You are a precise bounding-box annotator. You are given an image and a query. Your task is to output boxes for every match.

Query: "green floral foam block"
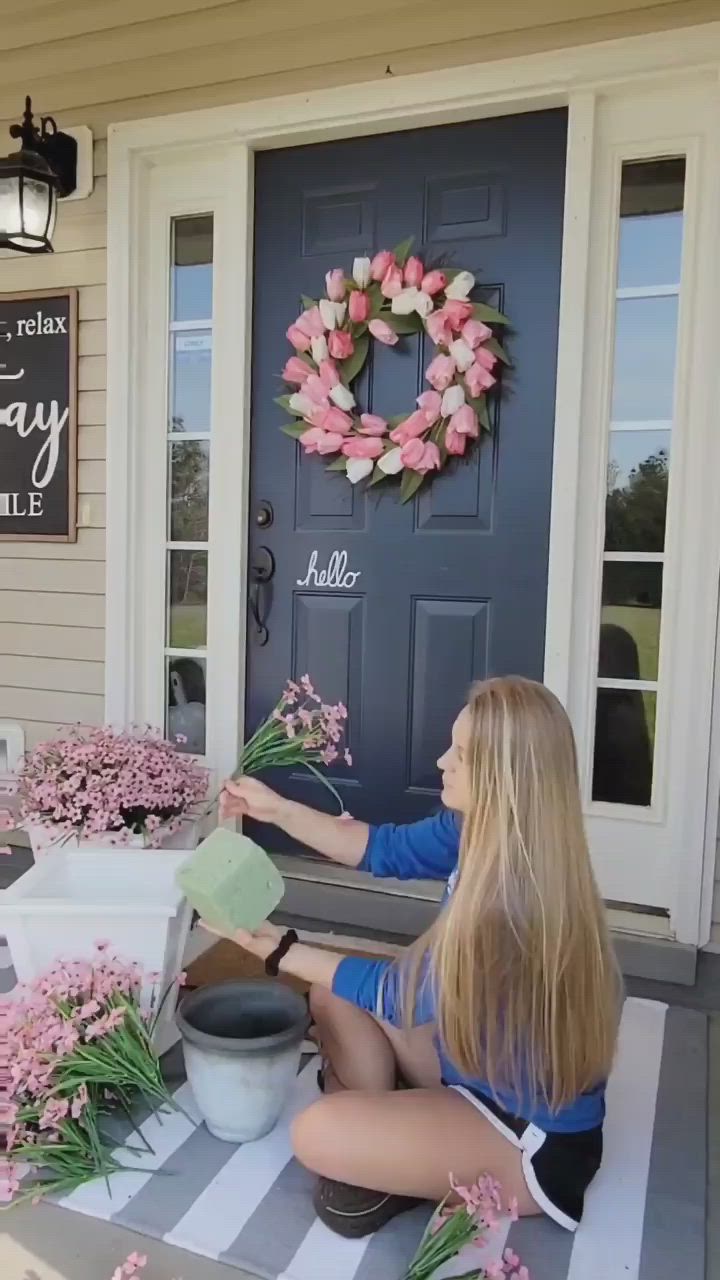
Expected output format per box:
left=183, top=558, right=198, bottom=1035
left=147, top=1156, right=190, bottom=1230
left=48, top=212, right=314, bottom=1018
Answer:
left=176, top=828, right=285, bottom=935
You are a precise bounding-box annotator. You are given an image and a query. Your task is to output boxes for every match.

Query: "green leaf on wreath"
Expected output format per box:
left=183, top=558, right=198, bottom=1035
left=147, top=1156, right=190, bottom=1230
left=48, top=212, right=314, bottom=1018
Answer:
left=274, top=394, right=297, bottom=413
left=369, top=284, right=385, bottom=319
left=392, top=236, right=415, bottom=266
left=384, top=312, right=423, bottom=336
left=367, top=466, right=389, bottom=488
left=301, top=295, right=317, bottom=311
left=341, top=330, right=370, bottom=386
left=281, top=422, right=309, bottom=440
left=400, top=468, right=426, bottom=504
left=326, top=456, right=348, bottom=472
left=387, top=414, right=407, bottom=427
left=485, top=336, right=511, bottom=366
left=472, top=302, right=510, bottom=325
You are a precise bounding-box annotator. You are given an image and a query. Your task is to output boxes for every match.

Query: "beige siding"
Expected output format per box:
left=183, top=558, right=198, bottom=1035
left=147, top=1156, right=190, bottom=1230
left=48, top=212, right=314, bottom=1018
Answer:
left=1, top=0, right=720, bottom=935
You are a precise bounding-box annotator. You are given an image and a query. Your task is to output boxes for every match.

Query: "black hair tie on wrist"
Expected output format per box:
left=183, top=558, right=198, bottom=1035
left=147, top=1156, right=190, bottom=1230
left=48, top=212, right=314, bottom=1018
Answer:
left=265, top=928, right=298, bottom=977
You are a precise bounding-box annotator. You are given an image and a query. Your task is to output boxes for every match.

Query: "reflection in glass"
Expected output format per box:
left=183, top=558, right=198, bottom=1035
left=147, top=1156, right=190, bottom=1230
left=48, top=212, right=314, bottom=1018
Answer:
left=605, top=430, right=669, bottom=553
left=166, top=655, right=206, bottom=755
left=611, top=295, right=679, bottom=423
left=167, top=549, right=208, bottom=648
left=169, top=441, right=209, bottom=541
left=169, top=330, right=212, bottom=433
left=593, top=687, right=655, bottom=807
left=172, top=216, right=213, bottom=322
left=600, top=562, right=663, bottom=681
left=618, top=158, right=685, bottom=290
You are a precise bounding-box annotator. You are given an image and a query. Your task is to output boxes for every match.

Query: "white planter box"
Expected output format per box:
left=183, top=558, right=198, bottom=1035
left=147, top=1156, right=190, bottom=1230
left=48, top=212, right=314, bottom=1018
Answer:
left=0, top=849, right=193, bottom=1048
left=26, top=818, right=201, bottom=860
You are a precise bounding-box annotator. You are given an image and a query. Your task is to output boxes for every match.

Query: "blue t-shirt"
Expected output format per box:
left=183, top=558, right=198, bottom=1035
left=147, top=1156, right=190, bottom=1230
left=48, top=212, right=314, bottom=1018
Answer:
left=332, top=810, right=605, bottom=1133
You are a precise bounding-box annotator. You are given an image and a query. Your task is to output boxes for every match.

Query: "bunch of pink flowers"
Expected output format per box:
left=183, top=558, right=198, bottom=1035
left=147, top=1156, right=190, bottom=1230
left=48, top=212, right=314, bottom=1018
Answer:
left=13, top=725, right=208, bottom=848
left=236, top=675, right=351, bottom=812
left=403, top=1174, right=528, bottom=1280
left=280, top=238, right=510, bottom=501
left=1, top=947, right=185, bottom=1206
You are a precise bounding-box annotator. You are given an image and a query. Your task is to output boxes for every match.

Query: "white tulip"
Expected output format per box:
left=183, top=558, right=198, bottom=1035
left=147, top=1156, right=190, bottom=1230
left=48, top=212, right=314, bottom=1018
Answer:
left=392, top=288, right=420, bottom=315
left=330, top=383, right=356, bottom=411
left=441, top=384, right=465, bottom=416
left=449, top=339, right=475, bottom=372
left=346, top=457, right=374, bottom=484
left=378, top=447, right=404, bottom=475
left=445, top=271, right=475, bottom=300
left=413, top=291, right=434, bottom=318
left=288, top=392, right=313, bottom=417
left=353, top=257, right=371, bottom=289
left=311, top=335, right=329, bottom=364
left=333, top=301, right=347, bottom=326
left=319, top=299, right=338, bottom=330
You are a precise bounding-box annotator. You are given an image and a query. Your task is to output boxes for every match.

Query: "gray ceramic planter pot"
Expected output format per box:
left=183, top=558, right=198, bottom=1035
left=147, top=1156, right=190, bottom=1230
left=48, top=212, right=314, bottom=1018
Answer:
left=176, top=979, right=310, bottom=1142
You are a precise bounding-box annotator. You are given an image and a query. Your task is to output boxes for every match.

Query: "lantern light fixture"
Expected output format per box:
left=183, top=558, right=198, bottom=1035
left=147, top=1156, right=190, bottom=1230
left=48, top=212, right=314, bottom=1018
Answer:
left=0, top=96, right=78, bottom=254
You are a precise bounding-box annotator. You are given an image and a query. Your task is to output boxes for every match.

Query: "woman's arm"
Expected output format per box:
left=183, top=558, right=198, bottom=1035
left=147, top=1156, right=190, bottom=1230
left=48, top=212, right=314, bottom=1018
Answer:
left=220, top=777, right=369, bottom=867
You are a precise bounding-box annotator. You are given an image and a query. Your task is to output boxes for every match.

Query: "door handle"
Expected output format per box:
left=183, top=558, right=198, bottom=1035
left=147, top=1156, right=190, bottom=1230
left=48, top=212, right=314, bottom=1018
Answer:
left=249, top=547, right=275, bottom=646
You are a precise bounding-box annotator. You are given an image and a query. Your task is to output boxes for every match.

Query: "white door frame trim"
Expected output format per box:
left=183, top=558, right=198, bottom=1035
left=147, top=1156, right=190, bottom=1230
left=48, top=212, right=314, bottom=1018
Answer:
left=105, top=21, right=720, bottom=946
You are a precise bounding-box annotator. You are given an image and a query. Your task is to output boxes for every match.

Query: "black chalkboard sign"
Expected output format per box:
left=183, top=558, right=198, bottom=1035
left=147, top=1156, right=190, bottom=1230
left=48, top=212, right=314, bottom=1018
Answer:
left=0, top=288, right=78, bottom=542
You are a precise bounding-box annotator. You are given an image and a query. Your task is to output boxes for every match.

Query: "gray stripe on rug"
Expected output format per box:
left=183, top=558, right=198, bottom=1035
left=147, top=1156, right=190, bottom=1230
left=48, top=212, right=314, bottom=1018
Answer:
left=219, top=1156, right=318, bottom=1278
left=353, top=1204, right=429, bottom=1280
left=639, top=1006, right=707, bottom=1280
left=504, top=1212, right=573, bottom=1280
left=111, top=1122, right=238, bottom=1236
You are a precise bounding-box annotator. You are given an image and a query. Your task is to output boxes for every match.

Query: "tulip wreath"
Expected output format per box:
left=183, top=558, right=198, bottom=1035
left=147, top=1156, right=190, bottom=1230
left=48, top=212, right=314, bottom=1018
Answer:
left=279, top=237, right=510, bottom=502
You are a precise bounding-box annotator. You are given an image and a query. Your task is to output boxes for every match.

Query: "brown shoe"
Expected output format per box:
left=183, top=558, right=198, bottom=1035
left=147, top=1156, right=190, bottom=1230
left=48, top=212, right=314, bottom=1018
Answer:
left=313, top=1176, right=424, bottom=1238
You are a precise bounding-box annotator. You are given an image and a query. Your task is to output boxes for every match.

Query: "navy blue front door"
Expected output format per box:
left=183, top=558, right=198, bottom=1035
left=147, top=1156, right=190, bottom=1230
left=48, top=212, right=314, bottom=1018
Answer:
left=247, top=110, right=567, bottom=838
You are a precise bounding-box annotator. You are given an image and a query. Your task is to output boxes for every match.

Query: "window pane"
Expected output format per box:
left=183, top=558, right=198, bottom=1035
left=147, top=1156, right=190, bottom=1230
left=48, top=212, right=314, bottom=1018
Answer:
left=169, top=440, right=209, bottom=541
left=618, top=158, right=685, bottom=289
left=172, top=216, right=213, bottom=322
left=600, top=562, right=663, bottom=681
left=167, top=549, right=207, bottom=647
left=593, top=689, right=655, bottom=807
left=611, top=295, right=679, bottom=422
left=605, top=430, right=670, bottom=553
left=169, top=330, right=212, bottom=433
left=167, top=656, right=206, bottom=755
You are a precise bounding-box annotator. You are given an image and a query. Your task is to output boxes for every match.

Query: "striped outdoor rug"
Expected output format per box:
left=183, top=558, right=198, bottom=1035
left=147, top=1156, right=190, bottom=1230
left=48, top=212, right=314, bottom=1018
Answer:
left=1, top=938, right=707, bottom=1280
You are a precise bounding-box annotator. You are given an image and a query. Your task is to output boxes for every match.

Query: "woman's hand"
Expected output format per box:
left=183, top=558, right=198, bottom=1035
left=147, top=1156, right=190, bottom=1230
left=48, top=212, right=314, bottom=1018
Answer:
left=200, top=917, right=282, bottom=961
left=219, top=777, right=289, bottom=826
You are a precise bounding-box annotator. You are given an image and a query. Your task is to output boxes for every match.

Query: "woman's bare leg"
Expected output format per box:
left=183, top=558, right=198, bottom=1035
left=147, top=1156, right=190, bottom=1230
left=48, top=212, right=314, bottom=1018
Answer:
left=309, top=984, right=441, bottom=1093
left=292, top=1087, right=539, bottom=1215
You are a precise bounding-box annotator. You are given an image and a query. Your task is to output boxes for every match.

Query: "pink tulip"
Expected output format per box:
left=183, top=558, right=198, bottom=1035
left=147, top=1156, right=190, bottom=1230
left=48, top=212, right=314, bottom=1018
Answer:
left=342, top=435, right=384, bottom=459
left=328, top=330, right=354, bottom=360
left=318, top=359, right=339, bottom=389
left=445, top=424, right=467, bottom=455
left=443, top=299, right=474, bottom=330
left=474, top=344, right=498, bottom=371
left=286, top=324, right=311, bottom=352
left=465, top=361, right=497, bottom=396
left=404, top=256, right=425, bottom=288
left=425, top=354, right=456, bottom=392
left=369, top=318, right=398, bottom=346
left=323, top=405, right=354, bottom=435
left=449, top=404, right=479, bottom=438
left=418, top=441, right=441, bottom=473
left=348, top=290, right=370, bottom=324
left=307, top=402, right=332, bottom=428
left=282, top=356, right=311, bottom=385
left=461, top=318, right=492, bottom=349
left=370, top=250, right=395, bottom=281
left=359, top=413, right=388, bottom=435
left=390, top=410, right=430, bottom=446
left=325, top=268, right=346, bottom=302
left=400, top=437, right=426, bottom=469
left=381, top=264, right=404, bottom=298
left=303, top=374, right=331, bottom=406
left=417, top=389, right=442, bottom=426
left=401, top=439, right=441, bottom=473
left=300, top=427, right=345, bottom=455
left=296, top=306, right=326, bottom=338
left=425, top=309, right=454, bottom=347
left=421, top=270, right=447, bottom=296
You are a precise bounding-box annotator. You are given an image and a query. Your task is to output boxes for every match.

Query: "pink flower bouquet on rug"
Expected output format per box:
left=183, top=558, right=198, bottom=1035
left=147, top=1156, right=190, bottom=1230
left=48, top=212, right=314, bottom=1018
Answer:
left=403, top=1174, right=528, bottom=1280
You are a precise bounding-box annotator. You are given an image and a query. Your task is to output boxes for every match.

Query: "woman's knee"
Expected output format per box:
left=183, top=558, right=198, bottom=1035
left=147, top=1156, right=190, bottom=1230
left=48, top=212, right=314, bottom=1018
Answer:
left=291, top=1098, right=335, bottom=1172
left=308, top=982, right=344, bottom=1026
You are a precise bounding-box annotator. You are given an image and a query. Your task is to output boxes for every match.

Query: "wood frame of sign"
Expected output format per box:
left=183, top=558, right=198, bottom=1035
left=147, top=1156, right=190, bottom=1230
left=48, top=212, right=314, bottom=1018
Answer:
left=0, top=286, right=78, bottom=543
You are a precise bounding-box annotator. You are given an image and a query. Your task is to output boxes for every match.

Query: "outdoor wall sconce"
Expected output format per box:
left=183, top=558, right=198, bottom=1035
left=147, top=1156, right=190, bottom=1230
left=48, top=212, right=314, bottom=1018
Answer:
left=0, top=97, right=78, bottom=254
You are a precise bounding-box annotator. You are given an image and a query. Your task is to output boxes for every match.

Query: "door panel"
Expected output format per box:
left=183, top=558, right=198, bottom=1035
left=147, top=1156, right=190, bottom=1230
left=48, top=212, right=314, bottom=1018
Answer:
left=247, top=111, right=567, bottom=848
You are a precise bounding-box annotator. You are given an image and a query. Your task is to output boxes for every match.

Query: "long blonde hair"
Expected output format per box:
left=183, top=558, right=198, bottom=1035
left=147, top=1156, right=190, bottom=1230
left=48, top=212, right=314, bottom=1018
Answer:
left=400, top=677, right=620, bottom=1111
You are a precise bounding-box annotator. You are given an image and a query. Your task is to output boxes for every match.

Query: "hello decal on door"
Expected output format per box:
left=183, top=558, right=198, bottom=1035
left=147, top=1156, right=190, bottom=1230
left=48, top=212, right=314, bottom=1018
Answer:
left=296, top=549, right=361, bottom=589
